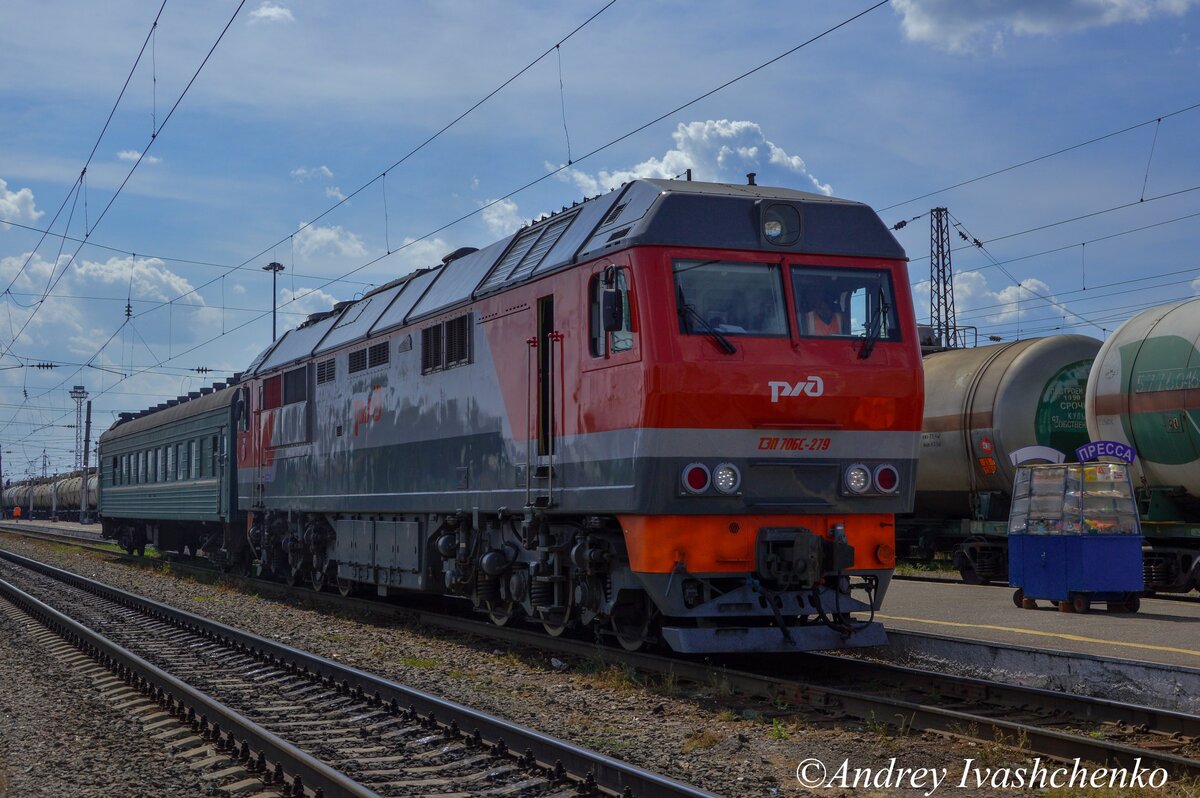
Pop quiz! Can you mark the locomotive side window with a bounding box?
[283,366,307,405]
[792,266,899,340]
[588,269,635,357]
[674,260,786,337]
[263,375,282,410]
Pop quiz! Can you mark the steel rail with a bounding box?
[4,533,1198,776]
[0,549,717,798]
[105,554,1200,776]
[0,573,379,798]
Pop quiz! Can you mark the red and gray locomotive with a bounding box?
[101,178,924,652]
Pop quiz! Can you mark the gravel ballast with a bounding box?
[3,534,1194,798]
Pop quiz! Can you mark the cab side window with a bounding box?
[588,268,634,357]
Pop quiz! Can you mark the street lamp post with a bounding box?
[263,262,285,341]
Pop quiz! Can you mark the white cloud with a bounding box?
[914,270,1078,334]
[280,286,338,317]
[291,165,334,181]
[893,0,1200,53]
[0,177,43,225]
[1192,276,1200,294]
[325,186,346,201]
[249,2,295,23]
[554,120,832,197]
[390,236,452,272]
[117,149,161,165]
[293,222,368,258]
[480,198,526,238]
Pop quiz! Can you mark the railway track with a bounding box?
[0,549,715,798]
[4,528,1200,779]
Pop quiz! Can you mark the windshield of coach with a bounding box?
[674,260,787,336]
[792,266,899,340]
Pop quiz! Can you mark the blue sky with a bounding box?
[1,0,1197,474]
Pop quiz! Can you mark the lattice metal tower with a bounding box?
[930,207,958,348]
[70,385,88,471]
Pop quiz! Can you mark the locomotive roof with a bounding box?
[247,178,904,376]
[101,383,238,442]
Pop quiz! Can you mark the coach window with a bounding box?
[165,446,174,481]
[110,456,118,486]
[588,268,636,357]
[191,439,201,479]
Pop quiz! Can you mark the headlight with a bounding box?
[763,219,783,241]
[681,463,711,494]
[874,464,900,494]
[844,464,871,494]
[712,463,741,494]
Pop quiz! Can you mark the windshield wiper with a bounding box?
[858,289,889,360]
[677,285,736,354]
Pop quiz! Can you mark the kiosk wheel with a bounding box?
[1012,588,1024,608]
[1072,594,1091,614]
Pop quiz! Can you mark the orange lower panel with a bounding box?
[618,513,895,574]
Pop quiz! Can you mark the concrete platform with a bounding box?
[881,578,1200,669]
[0,519,103,538]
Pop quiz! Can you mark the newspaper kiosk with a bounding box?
[1008,462,1143,613]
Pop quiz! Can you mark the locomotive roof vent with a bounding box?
[332,300,354,312]
[441,246,478,265]
[188,391,201,399]
[199,387,213,396]
[165,399,179,408]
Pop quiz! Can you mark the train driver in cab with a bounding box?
[803,288,847,336]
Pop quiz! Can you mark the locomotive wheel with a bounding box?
[610,598,654,652]
[336,577,357,598]
[487,601,516,627]
[1072,594,1091,614]
[287,566,306,588]
[310,565,330,592]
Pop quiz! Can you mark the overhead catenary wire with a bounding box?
[14,0,893,460]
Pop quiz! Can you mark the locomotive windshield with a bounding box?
[673,259,901,342]
[674,260,787,336]
[793,266,899,340]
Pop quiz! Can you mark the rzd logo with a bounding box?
[769,376,824,403]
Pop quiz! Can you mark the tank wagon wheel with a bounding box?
[610,598,656,653]
[959,565,988,586]
[1072,594,1091,614]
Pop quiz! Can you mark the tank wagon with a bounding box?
[99,382,240,556]
[1087,298,1200,593]
[898,335,1101,582]
[3,474,98,521]
[100,178,925,653]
